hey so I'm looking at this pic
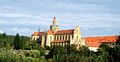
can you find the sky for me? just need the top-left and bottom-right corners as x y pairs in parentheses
(0, 0), (120, 37)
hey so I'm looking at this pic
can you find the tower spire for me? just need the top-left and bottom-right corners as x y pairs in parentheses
(50, 17), (59, 31)
(53, 17), (56, 24)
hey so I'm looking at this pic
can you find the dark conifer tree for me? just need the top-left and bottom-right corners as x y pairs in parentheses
(14, 33), (21, 49)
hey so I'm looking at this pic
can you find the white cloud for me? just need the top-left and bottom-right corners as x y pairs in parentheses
(13, 27), (30, 33)
(0, 13), (40, 18)
(0, 0), (119, 36)
(0, 16), (50, 26)
(4, 5), (13, 9)
(0, 30), (4, 33)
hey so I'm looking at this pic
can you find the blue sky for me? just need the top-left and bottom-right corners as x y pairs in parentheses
(0, 0), (120, 37)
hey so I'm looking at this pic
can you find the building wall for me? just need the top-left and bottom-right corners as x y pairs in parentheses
(70, 26), (86, 46)
(51, 34), (71, 46)
(41, 35), (46, 48)
(32, 36), (39, 40)
(51, 42), (69, 47)
(46, 34), (54, 47)
(31, 27), (86, 48)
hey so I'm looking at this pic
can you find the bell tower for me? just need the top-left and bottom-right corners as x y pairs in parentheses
(50, 17), (60, 31)
(53, 17), (56, 24)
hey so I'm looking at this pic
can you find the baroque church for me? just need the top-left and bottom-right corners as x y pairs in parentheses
(31, 17), (86, 48)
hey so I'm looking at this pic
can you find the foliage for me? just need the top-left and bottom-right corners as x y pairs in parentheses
(0, 33), (30, 50)
(0, 50), (47, 62)
(0, 33), (15, 49)
(14, 33), (21, 49)
(1, 33), (120, 62)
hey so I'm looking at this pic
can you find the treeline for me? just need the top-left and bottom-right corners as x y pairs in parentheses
(0, 33), (31, 50)
(0, 33), (14, 49)
(0, 33), (47, 62)
(46, 43), (120, 62)
(0, 44), (120, 62)
(45, 35), (120, 62)
(0, 33), (120, 62)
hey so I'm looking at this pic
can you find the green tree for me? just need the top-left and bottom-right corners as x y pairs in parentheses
(20, 36), (26, 49)
(6, 43), (11, 50)
(116, 34), (120, 46)
(109, 45), (120, 62)
(2, 33), (6, 39)
(14, 33), (21, 49)
(97, 44), (110, 62)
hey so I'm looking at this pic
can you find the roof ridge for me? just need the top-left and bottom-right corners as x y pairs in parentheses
(57, 29), (74, 31)
(85, 35), (117, 38)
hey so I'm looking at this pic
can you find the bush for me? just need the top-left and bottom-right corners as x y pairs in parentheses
(0, 50), (46, 62)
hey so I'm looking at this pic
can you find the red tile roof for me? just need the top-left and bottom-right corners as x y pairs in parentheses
(47, 30), (54, 35)
(32, 29), (74, 36)
(84, 36), (118, 47)
(32, 32), (44, 36)
(55, 29), (74, 35)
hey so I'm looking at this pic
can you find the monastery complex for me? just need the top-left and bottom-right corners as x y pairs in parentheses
(32, 17), (119, 51)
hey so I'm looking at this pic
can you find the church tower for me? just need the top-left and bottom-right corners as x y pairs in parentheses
(50, 17), (60, 31)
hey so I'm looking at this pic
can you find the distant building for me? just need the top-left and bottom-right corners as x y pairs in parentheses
(85, 36), (118, 51)
(31, 17), (119, 51)
(31, 17), (86, 48)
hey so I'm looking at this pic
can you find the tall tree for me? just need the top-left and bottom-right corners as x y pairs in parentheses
(14, 33), (21, 49)
(2, 33), (6, 39)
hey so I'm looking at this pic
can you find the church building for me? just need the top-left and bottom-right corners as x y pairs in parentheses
(31, 17), (86, 48)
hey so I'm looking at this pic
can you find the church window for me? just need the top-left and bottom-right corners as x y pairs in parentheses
(63, 43), (65, 46)
(60, 35), (61, 40)
(56, 35), (57, 40)
(68, 35), (70, 40)
(66, 35), (67, 40)
(63, 35), (65, 40)
(57, 35), (59, 40)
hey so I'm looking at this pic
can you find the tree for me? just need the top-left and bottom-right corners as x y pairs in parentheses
(20, 36), (26, 49)
(2, 33), (6, 39)
(99, 44), (110, 52)
(97, 44), (110, 62)
(6, 43), (11, 50)
(14, 33), (21, 49)
(109, 45), (120, 62)
(116, 34), (120, 46)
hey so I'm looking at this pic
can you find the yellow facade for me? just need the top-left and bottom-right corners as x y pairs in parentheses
(31, 17), (86, 48)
